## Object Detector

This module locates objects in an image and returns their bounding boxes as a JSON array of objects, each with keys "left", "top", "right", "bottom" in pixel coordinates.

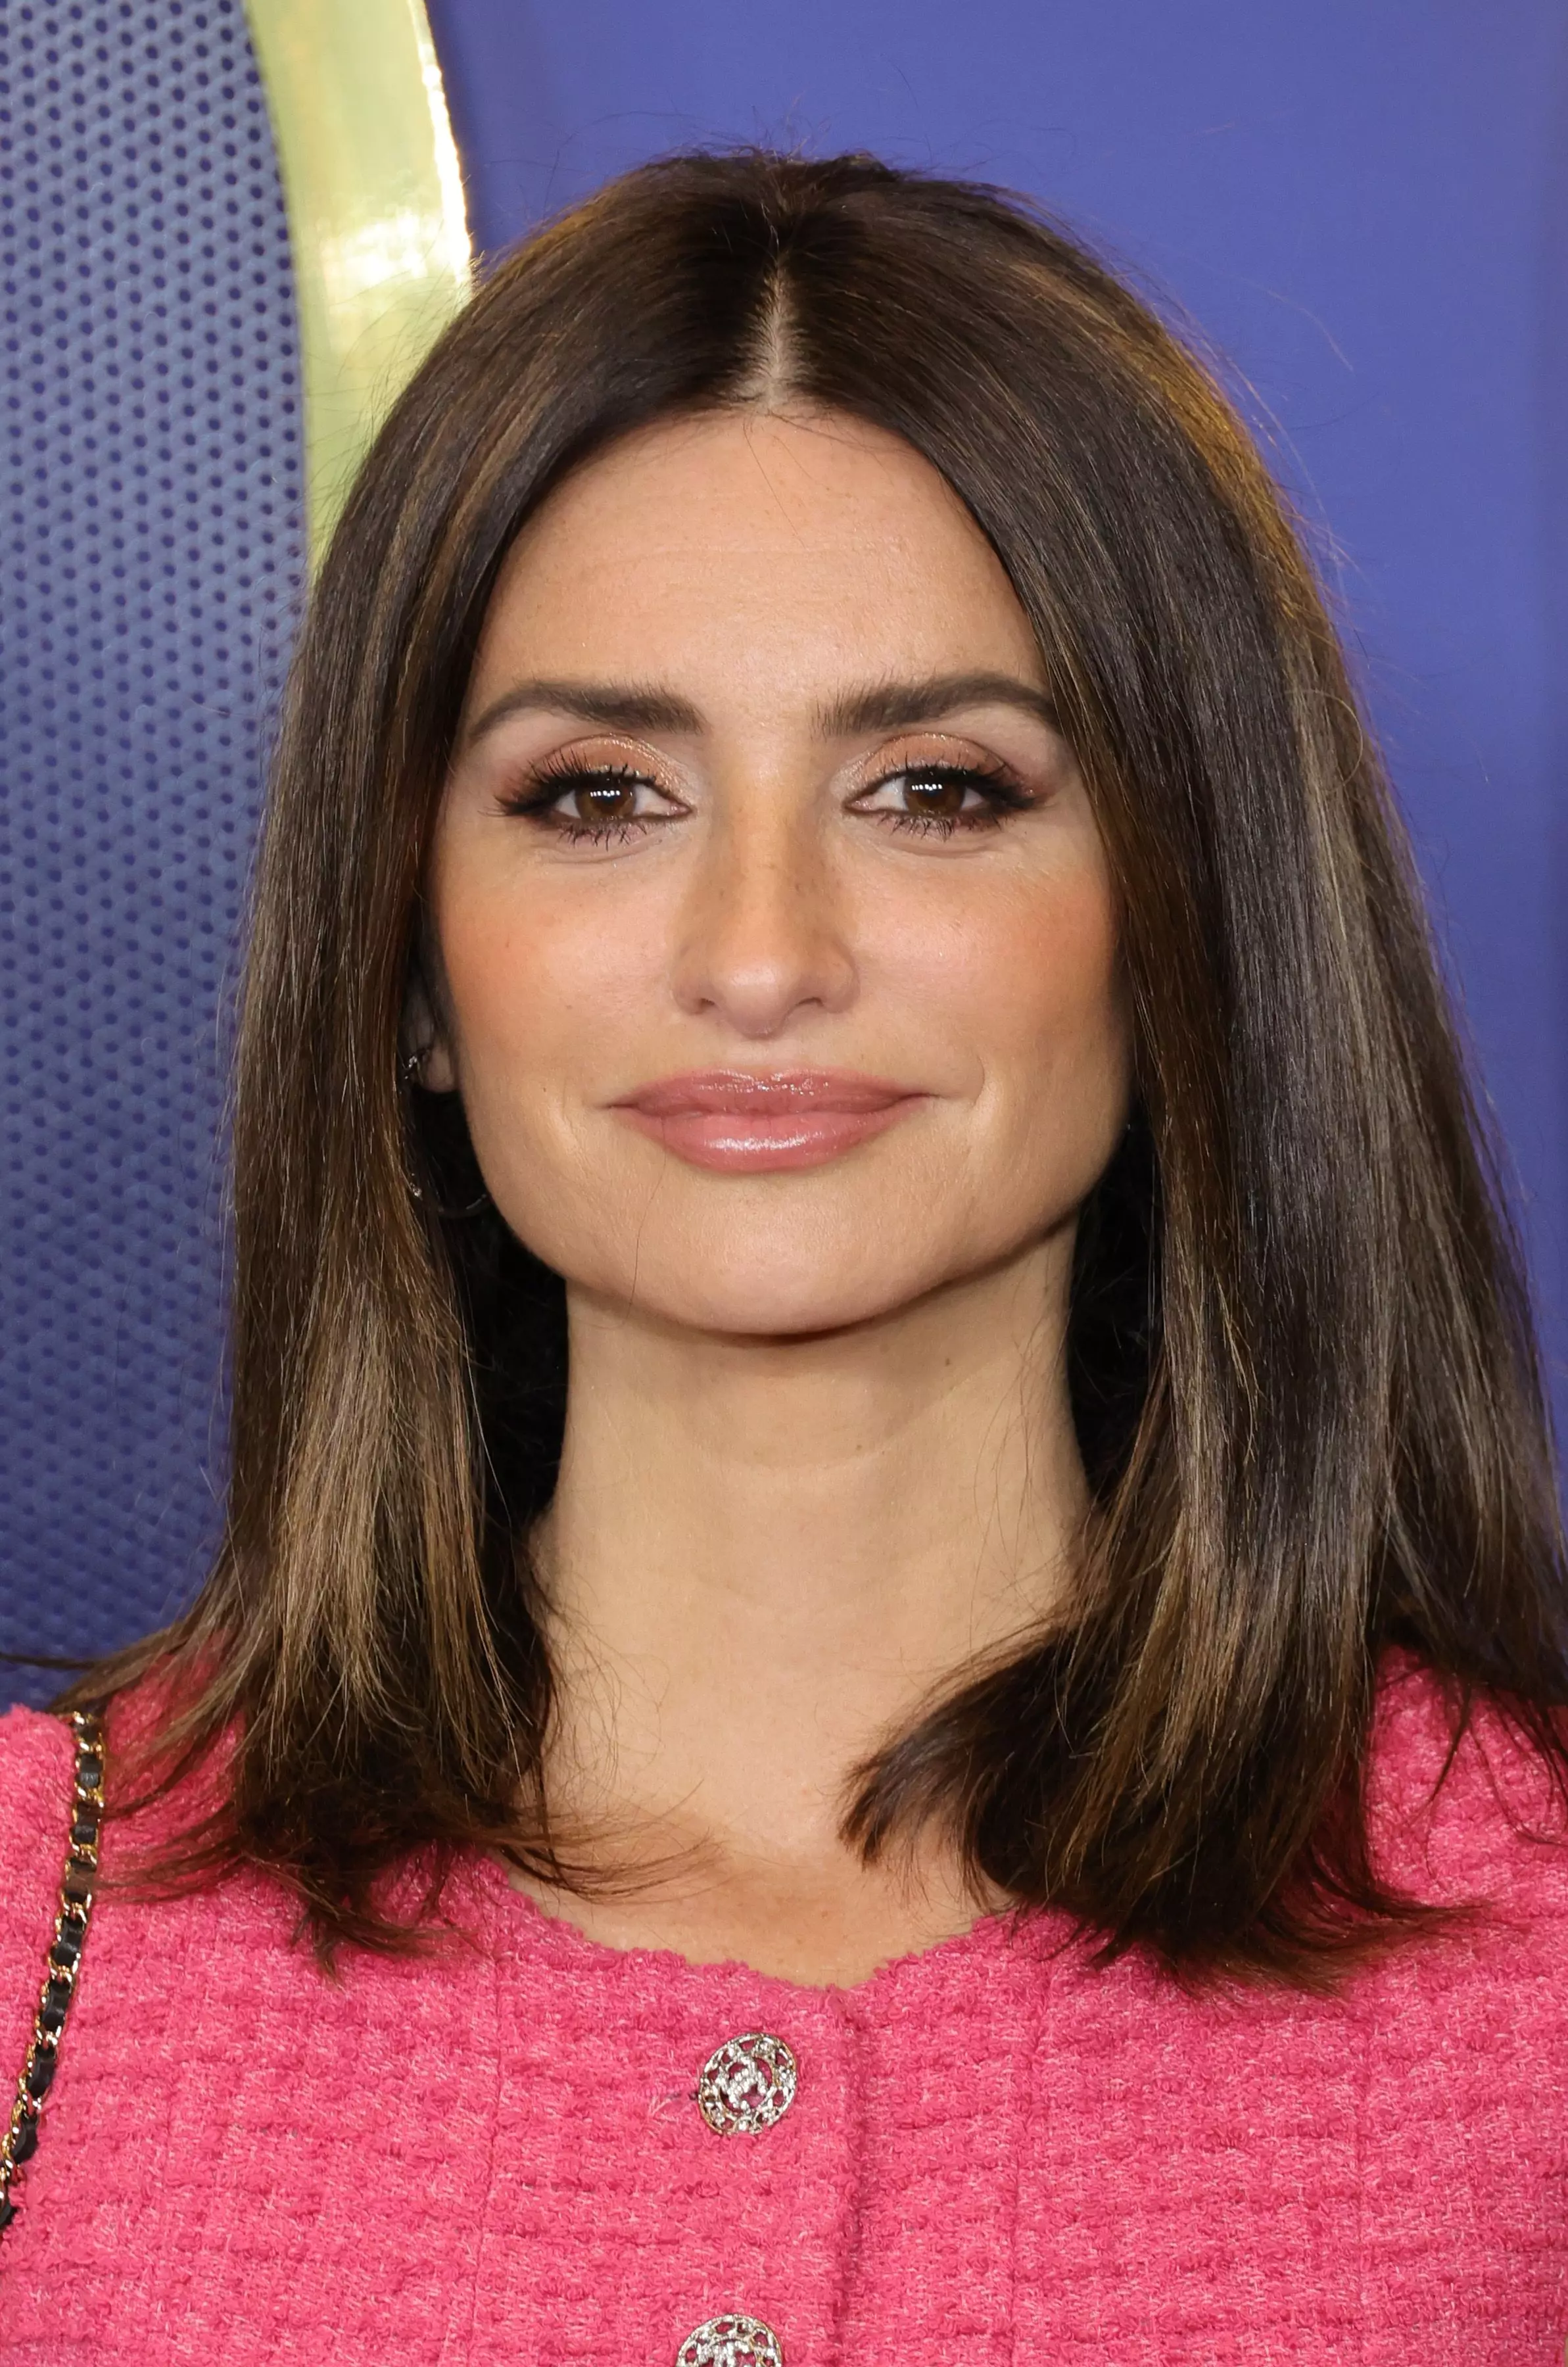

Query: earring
[
  {"left": 400, "top": 1047, "right": 425, "bottom": 1197},
  {"left": 399, "top": 1037, "right": 488, "bottom": 1218},
  {"left": 439, "top": 1184, "right": 492, "bottom": 1222}
]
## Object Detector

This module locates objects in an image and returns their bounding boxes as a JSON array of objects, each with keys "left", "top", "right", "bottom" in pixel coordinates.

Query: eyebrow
[{"left": 461, "top": 669, "right": 1059, "bottom": 749}]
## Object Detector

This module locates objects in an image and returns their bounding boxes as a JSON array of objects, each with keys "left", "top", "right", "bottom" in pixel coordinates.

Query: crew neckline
[{"left": 461, "top": 1847, "right": 1035, "bottom": 2001}]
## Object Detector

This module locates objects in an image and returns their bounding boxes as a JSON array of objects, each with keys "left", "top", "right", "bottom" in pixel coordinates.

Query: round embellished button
[
  {"left": 697, "top": 2031, "right": 797, "bottom": 2135},
  {"left": 677, "top": 2314, "right": 783, "bottom": 2367}
]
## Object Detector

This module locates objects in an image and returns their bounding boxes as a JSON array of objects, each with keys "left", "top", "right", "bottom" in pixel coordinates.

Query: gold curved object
[{"left": 243, "top": 0, "right": 473, "bottom": 565}]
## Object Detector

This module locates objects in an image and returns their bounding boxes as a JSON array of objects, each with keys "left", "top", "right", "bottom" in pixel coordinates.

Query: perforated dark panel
[{"left": 0, "top": 1, "right": 304, "bottom": 1700}]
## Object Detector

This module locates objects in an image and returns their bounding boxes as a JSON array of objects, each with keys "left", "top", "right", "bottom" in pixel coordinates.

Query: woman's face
[{"left": 427, "top": 408, "right": 1131, "bottom": 1337}]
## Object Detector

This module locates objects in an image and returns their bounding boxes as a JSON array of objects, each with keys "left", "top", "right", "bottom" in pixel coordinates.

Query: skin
[{"left": 421, "top": 407, "right": 1131, "bottom": 1984}]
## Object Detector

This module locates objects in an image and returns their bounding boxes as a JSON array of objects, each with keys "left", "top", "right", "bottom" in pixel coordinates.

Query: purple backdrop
[
  {"left": 0, "top": 0, "right": 303, "bottom": 1700},
  {"left": 429, "top": 0, "right": 1568, "bottom": 1441}
]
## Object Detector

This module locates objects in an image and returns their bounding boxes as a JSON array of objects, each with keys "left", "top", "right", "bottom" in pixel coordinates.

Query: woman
[{"left": 1, "top": 148, "right": 1565, "bottom": 2362}]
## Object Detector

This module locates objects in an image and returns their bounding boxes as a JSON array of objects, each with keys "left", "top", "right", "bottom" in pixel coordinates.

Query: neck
[{"left": 531, "top": 1231, "right": 1084, "bottom": 1909}]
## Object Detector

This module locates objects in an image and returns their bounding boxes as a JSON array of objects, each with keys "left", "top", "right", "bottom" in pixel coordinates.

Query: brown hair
[{"left": 76, "top": 147, "right": 1568, "bottom": 1978}]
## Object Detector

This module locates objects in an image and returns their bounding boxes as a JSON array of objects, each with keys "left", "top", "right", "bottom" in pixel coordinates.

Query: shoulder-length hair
[{"left": 78, "top": 147, "right": 1568, "bottom": 1977}]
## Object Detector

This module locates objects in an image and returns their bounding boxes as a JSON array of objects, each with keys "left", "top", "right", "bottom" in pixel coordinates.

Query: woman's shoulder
[
  {"left": 0, "top": 1702, "right": 78, "bottom": 1895},
  {"left": 0, "top": 1687, "right": 247, "bottom": 2010},
  {"left": 0, "top": 1706, "right": 82, "bottom": 2072},
  {"left": 1365, "top": 1650, "right": 1568, "bottom": 1917}
]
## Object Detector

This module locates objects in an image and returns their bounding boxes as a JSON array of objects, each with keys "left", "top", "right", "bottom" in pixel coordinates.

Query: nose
[{"left": 670, "top": 801, "right": 858, "bottom": 1038}]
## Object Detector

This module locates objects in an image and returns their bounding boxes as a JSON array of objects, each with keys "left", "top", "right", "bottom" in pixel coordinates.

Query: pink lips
[{"left": 612, "top": 1068, "right": 924, "bottom": 1172}]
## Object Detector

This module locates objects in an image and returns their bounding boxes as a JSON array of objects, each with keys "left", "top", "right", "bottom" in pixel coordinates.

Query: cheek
[
  {"left": 1019, "top": 886, "right": 1126, "bottom": 1087},
  {"left": 962, "top": 885, "right": 1131, "bottom": 1243},
  {"left": 436, "top": 874, "right": 657, "bottom": 1091},
  {"left": 886, "top": 863, "right": 1129, "bottom": 1128},
  {"left": 433, "top": 882, "right": 653, "bottom": 1278},
  {"left": 912, "top": 890, "right": 1124, "bottom": 1291}
]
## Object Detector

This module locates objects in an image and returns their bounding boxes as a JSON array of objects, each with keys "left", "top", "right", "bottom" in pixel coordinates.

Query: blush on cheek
[
  {"left": 435, "top": 873, "right": 639, "bottom": 1089},
  {"left": 951, "top": 866, "right": 1126, "bottom": 1058},
  {"left": 995, "top": 897, "right": 1130, "bottom": 1194}
]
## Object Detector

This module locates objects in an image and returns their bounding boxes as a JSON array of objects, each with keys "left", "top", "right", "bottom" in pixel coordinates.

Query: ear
[{"left": 400, "top": 963, "right": 458, "bottom": 1093}]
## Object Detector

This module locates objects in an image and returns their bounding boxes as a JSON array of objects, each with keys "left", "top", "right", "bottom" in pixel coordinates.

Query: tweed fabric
[{"left": 0, "top": 1662, "right": 1564, "bottom": 2362}]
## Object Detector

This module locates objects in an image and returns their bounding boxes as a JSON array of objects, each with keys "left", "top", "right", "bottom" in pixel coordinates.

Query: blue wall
[
  {"left": 429, "top": 0, "right": 1568, "bottom": 1433},
  {"left": 0, "top": 0, "right": 303, "bottom": 1695}
]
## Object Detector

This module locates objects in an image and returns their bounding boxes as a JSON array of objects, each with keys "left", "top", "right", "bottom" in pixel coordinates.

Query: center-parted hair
[{"left": 80, "top": 149, "right": 1568, "bottom": 1977}]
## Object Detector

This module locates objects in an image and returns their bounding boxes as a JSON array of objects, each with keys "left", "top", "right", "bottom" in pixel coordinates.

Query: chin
[
  {"left": 673, "top": 1287, "right": 907, "bottom": 1341},
  {"left": 635, "top": 1258, "right": 920, "bottom": 1339},
  {"left": 568, "top": 1222, "right": 939, "bottom": 1339}
]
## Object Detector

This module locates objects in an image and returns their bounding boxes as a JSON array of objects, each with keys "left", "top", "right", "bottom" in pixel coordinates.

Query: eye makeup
[
  {"left": 848, "top": 754, "right": 1036, "bottom": 836},
  {"left": 495, "top": 736, "right": 1043, "bottom": 849},
  {"left": 498, "top": 757, "right": 684, "bottom": 844}
]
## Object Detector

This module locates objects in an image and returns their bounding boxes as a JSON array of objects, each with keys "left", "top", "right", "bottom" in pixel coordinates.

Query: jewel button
[
  {"left": 696, "top": 2031, "right": 798, "bottom": 2135},
  {"left": 677, "top": 2313, "right": 784, "bottom": 2366}
]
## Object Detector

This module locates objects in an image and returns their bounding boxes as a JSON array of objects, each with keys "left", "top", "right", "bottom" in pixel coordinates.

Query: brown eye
[
  {"left": 853, "top": 762, "right": 1024, "bottom": 833},
  {"left": 500, "top": 762, "right": 684, "bottom": 836},
  {"left": 901, "top": 770, "right": 980, "bottom": 819},
  {"left": 566, "top": 778, "right": 641, "bottom": 824}
]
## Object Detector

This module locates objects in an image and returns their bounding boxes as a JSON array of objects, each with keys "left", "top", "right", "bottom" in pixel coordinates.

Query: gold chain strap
[{"left": 0, "top": 1709, "right": 105, "bottom": 2239}]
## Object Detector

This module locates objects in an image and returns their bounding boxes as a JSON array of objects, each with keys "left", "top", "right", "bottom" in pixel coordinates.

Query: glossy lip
[{"left": 610, "top": 1068, "right": 926, "bottom": 1173}]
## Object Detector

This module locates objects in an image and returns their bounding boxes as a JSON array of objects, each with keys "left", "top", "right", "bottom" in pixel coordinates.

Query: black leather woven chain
[{"left": 0, "top": 1709, "right": 105, "bottom": 2239}]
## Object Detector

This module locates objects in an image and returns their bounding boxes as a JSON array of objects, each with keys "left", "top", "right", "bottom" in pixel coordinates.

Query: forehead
[{"left": 467, "top": 408, "right": 1045, "bottom": 715}]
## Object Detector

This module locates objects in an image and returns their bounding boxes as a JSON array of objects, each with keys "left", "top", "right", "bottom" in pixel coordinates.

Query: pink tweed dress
[{"left": 0, "top": 1658, "right": 1565, "bottom": 2363}]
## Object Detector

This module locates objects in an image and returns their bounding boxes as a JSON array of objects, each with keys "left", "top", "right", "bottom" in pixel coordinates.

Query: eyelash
[
  {"left": 499, "top": 761, "right": 658, "bottom": 844},
  {"left": 499, "top": 757, "right": 1035, "bottom": 844},
  {"left": 861, "top": 761, "right": 1033, "bottom": 836}
]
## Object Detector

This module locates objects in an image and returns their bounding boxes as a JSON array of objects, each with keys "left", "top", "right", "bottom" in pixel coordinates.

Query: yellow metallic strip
[{"left": 244, "top": 0, "right": 473, "bottom": 566}]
